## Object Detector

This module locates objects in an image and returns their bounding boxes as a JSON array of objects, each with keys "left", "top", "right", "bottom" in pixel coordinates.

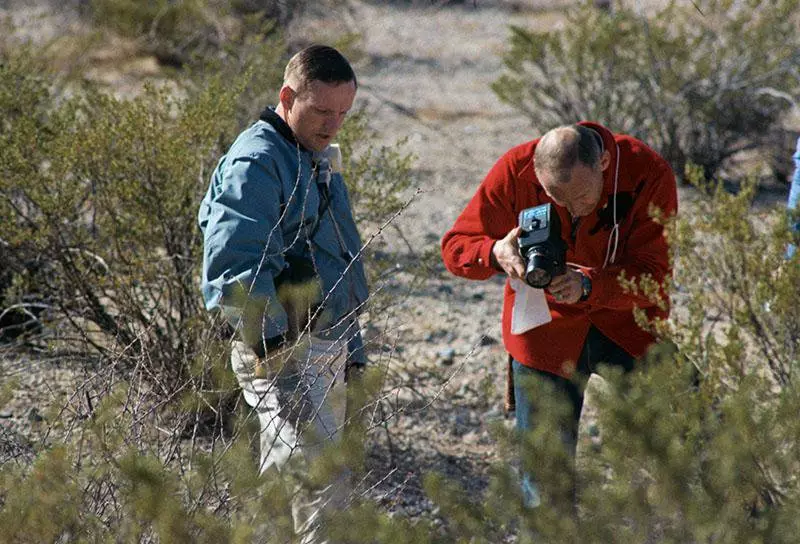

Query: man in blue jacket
[{"left": 198, "top": 45, "right": 369, "bottom": 542}]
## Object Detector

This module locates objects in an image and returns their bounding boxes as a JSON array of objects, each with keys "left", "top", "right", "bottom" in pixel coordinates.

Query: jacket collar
[{"left": 258, "top": 106, "right": 309, "bottom": 153}]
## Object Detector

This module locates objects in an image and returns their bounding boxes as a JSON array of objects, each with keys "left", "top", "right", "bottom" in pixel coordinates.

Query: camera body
[{"left": 517, "top": 203, "right": 568, "bottom": 288}]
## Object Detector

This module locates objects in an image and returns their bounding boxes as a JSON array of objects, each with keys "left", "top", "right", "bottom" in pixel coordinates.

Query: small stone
[
  {"left": 425, "top": 329, "right": 447, "bottom": 343},
  {"left": 478, "top": 334, "right": 498, "bottom": 346},
  {"left": 0, "top": 411, "right": 12, "bottom": 419},
  {"left": 27, "top": 408, "right": 44, "bottom": 422},
  {"left": 438, "top": 347, "right": 455, "bottom": 366}
]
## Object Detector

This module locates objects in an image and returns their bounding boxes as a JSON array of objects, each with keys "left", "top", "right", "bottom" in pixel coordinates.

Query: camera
[{"left": 517, "top": 203, "right": 567, "bottom": 288}]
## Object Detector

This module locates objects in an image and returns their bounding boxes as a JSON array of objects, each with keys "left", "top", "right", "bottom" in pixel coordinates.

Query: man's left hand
[{"left": 547, "top": 269, "right": 583, "bottom": 304}]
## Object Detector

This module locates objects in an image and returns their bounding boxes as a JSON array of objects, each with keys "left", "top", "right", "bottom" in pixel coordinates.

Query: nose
[{"left": 324, "top": 113, "right": 343, "bottom": 133}]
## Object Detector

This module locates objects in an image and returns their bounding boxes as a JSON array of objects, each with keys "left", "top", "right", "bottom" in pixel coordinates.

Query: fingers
[
  {"left": 507, "top": 226, "right": 522, "bottom": 240},
  {"left": 493, "top": 227, "right": 526, "bottom": 279},
  {"left": 547, "top": 269, "right": 582, "bottom": 304}
]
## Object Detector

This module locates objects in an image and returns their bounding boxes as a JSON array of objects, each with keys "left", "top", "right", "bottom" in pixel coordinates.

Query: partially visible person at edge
[
  {"left": 441, "top": 122, "right": 678, "bottom": 508},
  {"left": 198, "top": 45, "right": 368, "bottom": 543},
  {"left": 786, "top": 136, "right": 800, "bottom": 259}
]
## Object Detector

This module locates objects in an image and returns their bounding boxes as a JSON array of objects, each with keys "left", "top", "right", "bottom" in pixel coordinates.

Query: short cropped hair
[
  {"left": 534, "top": 125, "right": 603, "bottom": 183},
  {"left": 284, "top": 45, "right": 357, "bottom": 95}
]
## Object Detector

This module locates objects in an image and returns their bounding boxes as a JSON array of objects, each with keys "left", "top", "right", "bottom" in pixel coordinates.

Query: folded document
[{"left": 509, "top": 278, "right": 552, "bottom": 334}]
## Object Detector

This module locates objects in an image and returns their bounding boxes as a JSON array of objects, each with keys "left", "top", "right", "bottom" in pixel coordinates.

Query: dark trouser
[{"left": 513, "top": 325, "right": 636, "bottom": 507}]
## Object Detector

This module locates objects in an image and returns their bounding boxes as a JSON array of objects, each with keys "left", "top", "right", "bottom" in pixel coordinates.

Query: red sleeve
[
  {"left": 585, "top": 155, "right": 678, "bottom": 310},
  {"left": 441, "top": 153, "right": 530, "bottom": 280}
]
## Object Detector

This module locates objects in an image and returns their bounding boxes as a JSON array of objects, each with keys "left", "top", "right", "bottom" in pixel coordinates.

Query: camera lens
[
  {"left": 524, "top": 249, "right": 554, "bottom": 288},
  {"left": 526, "top": 267, "right": 551, "bottom": 288}
]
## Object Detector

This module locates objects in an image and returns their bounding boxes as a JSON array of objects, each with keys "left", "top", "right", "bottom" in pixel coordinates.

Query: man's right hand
[{"left": 491, "top": 226, "right": 526, "bottom": 280}]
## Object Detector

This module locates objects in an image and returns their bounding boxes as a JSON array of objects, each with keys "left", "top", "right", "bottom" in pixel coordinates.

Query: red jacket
[{"left": 441, "top": 123, "right": 678, "bottom": 378}]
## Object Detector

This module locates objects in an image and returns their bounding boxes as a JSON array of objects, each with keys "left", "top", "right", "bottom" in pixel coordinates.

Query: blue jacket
[
  {"left": 788, "top": 136, "right": 800, "bottom": 258},
  {"left": 198, "top": 109, "right": 369, "bottom": 361}
]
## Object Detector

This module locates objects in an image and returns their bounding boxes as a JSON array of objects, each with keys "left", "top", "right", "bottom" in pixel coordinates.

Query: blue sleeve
[
  {"left": 346, "top": 319, "right": 366, "bottom": 366},
  {"left": 200, "top": 155, "right": 289, "bottom": 339},
  {"left": 786, "top": 137, "right": 800, "bottom": 258}
]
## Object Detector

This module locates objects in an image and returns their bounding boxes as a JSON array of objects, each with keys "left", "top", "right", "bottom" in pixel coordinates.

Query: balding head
[
  {"left": 533, "top": 125, "right": 611, "bottom": 217},
  {"left": 534, "top": 125, "right": 605, "bottom": 183}
]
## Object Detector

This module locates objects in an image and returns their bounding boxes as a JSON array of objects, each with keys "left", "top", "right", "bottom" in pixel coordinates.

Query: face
[
  {"left": 280, "top": 79, "right": 356, "bottom": 152},
  {"left": 538, "top": 153, "right": 610, "bottom": 218}
]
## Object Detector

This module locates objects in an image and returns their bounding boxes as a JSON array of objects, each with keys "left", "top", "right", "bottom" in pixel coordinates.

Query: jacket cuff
[{"left": 479, "top": 238, "right": 499, "bottom": 272}]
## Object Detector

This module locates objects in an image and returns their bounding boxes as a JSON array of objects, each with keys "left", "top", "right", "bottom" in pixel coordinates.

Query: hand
[
  {"left": 491, "top": 227, "right": 526, "bottom": 280},
  {"left": 546, "top": 269, "right": 583, "bottom": 304}
]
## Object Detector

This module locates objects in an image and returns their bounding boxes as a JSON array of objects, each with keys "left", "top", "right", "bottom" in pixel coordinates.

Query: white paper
[{"left": 509, "top": 278, "right": 552, "bottom": 334}]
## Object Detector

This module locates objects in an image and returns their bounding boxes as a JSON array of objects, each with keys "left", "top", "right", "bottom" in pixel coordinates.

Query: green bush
[
  {"left": 0, "top": 49, "right": 240, "bottom": 382},
  {"left": 492, "top": 0, "right": 800, "bottom": 181}
]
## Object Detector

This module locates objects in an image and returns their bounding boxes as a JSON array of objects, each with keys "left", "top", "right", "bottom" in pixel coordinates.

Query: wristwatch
[{"left": 579, "top": 271, "right": 592, "bottom": 302}]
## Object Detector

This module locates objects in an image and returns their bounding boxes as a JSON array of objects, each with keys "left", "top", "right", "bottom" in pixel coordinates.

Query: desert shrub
[
  {"left": 571, "top": 173, "right": 800, "bottom": 542},
  {"left": 492, "top": 0, "right": 800, "bottom": 181},
  {"left": 86, "top": 0, "right": 225, "bottom": 67},
  {"left": 0, "top": 49, "right": 242, "bottom": 384},
  {"left": 84, "top": 0, "right": 293, "bottom": 68},
  {"left": 229, "top": 0, "right": 312, "bottom": 27}
]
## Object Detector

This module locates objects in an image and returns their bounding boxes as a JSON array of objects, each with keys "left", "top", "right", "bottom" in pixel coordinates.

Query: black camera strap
[
  {"left": 308, "top": 160, "right": 333, "bottom": 241},
  {"left": 315, "top": 163, "right": 355, "bottom": 263}
]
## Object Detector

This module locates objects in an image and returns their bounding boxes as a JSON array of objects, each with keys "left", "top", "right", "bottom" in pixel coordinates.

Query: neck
[
  {"left": 275, "top": 103, "right": 287, "bottom": 122},
  {"left": 258, "top": 106, "right": 306, "bottom": 151}
]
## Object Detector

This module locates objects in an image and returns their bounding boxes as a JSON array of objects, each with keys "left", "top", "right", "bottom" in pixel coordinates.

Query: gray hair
[{"left": 534, "top": 125, "right": 603, "bottom": 183}]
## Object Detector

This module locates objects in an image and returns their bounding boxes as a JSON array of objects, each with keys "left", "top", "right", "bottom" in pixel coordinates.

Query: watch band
[{"left": 579, "top": 271, "right": 592, "bottom": 302}]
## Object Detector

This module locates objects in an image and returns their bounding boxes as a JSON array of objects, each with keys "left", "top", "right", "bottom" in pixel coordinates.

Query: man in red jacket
[{"left": 441, "top": 123, "right": 678, "bottom": 507}]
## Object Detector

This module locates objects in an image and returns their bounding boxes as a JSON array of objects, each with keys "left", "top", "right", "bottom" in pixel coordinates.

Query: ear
[
  {"left": 599, "top": 149, "right": 612, "bottom": 172},
  {"left": 279, "top": 85, "right": 296, "bottom": 111}
]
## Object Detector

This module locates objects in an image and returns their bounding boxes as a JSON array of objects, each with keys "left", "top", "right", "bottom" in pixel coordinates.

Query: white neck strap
[{"left": 602, "top": 143, "right": 621, "bottom": 268}]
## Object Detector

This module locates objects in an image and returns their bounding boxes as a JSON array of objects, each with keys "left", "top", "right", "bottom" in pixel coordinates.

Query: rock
[
  {"left": 482, "top": 407, "right": 504, "bottom": 422},
  {"left": 424, "top": 329, "right": 447, "bottom": 343},
  {"left": 27, "top": 407, "right": 43, "bottom": 422},
  {"left": 478, "top": 334, "right": 498, "bottom": 346},
  {"left": 437, "top": 347, "right": 455, "bottom": 366}
]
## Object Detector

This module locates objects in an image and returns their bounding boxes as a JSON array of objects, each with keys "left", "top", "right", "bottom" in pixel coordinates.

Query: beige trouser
[{"left": 231, "top": 337, "right": 351, "bottom": 543}]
